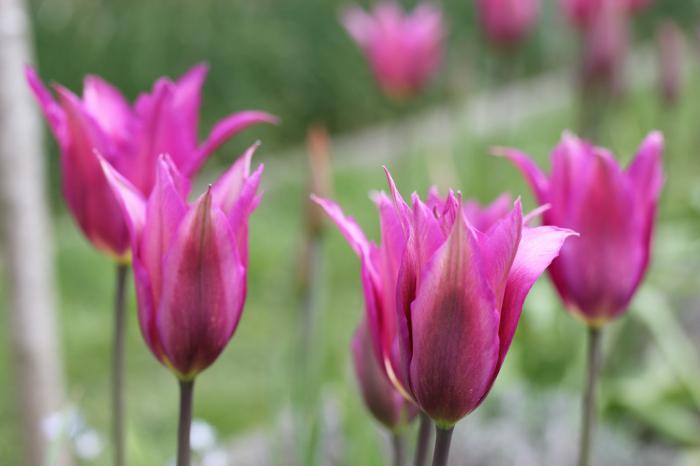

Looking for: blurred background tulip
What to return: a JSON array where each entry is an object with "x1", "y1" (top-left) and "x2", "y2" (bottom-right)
[
  {"x1": 498, "y1": 132, "x2": 664, "y2": 326},
  {"x1": 656, "y1": 20, "x2": 685, "y2": 106},
  {"x1": 477, "y1": 0, "x2": 540, "y2": 50},
  {"x1": 341, "y1": 2, "x2": 444, "y2": 100}
]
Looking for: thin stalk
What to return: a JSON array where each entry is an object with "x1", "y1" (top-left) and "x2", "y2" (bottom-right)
[
  {"x1": 177, "y1": 380, "x2": 194, "y2": 466},
  {"x1": 431, "y1": 426, "x2": 454, "y2": 466},
  {"x1": 112, "y1": 264, "x2": 129, "y2": 466},
  {"x1": 413, "y1": 413, "x2": 432, "y2": 466},
  {"x1": 392, "y1": 432, "x2": 406, "y2": 466},
  {"x1": 578, "y1": 327, "x2": 602, "y2": 466}
]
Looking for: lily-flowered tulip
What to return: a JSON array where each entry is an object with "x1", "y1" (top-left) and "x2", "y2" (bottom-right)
[
  {"x1": 561, "y1": 0, "x2": 651, "y2": 30},
  {"x1": 342, "y1": 2, "x2": 444, "y2": 100},
  {"x1": 477, "y1": 0, "x2": 540, "y2": 49},
  {"x1": 100, "y1": 146, "x2": 262, "y2": 379},
  {"x1": 26, "y1": 65, "x2": 276, "y2": 260},
  {"x1": 496, "y1": 132, "x2": 664, "y2": 327},
  {"x1": 314, "y1": 172, "x2": 575, "y2": 427},
  {"x1": 580, "y1": 0, "x2": 629, "y2": 90},
  {"x1": 656, "y1": 20, "x2": 684, "y2": 106}
]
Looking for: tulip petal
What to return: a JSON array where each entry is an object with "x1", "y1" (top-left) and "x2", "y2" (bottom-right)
[
  {"x1": 173, "y1": 64, "x2": 209, "y2": 151},
  {"x1": 492, "y1": 147, "x2": 549, "y2": 204},
  {"x1": 140, "y1": 156, "x2": 189, "y2": 301},
  {"x1": 341, "y1": 6, "x2": 375, "y2": 48},
  {"x1": 311, "y1": 196, "x2": 371, "y2": 259},
  {"x1": 478, "y1": 200, "x2": 523, "y2": 309},
  {"x1": 627, "y1": 131, "x2": 664, "y2": 203},
  {"x1": 25, "y1": 66, "x2": 67, "y2": 143},
  {"x1": 464, "y1": 193, "x2": 513, "y2": 233},
  {"x1": 408, "y1": 213, "x2": 499, "y2": 426},
  {"x1": 352, "y1": 321, "x2": 416, "y2": 430},
  {"x1": 54, "y1": 85, "x2": 130, "y2": 255},
  {"x1": 193, "y1": 111, "x2": 279, "y2": 175},
  {"x1": 156, "y1": 189, "x2": 245, "y2": 378},
  {"x1": 98, "y1": 157, "x2": 147, "y2": 241},
  {"x1": 83, "y1": 75, "x2": 133, "y2": 145},
  {"x1": 495, "y1": 226, "x2": 577, "y2": 374},
  {"x1": 213, "y1": 144, "x2": 264, "y2": 266}
]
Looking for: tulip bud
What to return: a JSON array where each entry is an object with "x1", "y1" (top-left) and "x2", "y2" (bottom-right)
[
  {"x1": 580, "y1": 0, "x2": 629, "y2": 93},
  {"x1": 496, "y1": 131, "x2": 664, "y2": 327},
  {"x1": 656, "y1": 20, "x2": 685, "y2": 106},
  {"x1": 560, "y1": 0, "x2": 652, "y2": 30},
  {"x1": 101, "y1": 146, "x2": 263, "y2": 379},
  {"x1": 314, "y1": 173, "x2": 575, "y2": 427},
  {"x1": 477, "y1": 0, "x2": 540, "y2": 50},
  {"x1": 341, "y1": 2, "x2": 444, "y2": 100},
  {"x1": 26, "y1": 65, "x2": 276, "y2": 260},
  {"x1": 352, "y1": 321, "x2": 417, "y2": 430}
]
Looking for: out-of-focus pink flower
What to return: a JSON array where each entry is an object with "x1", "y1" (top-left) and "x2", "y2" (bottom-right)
[
  {"x1": 561, "y1": 0, "x2": 652, "y2": 30},
  {"x1": 656, "y1": 20, "x2": 685, "y2": 106},
  {"x1": 580, "y1": 0, "x2": 629, "y2": 90},
  {"x1": 101, "y1": 146, "x2": 263, "y2": 379},
  {"x1": 496, "y1": 132, "x2": 664, "y2": 327},
  {"x1": 477, "y1": 0, "x2": 540, "y2": 49},
  {"x1": 342, "y1": 2, "x2": 444, "y2": 100},
  {"x1": 26, "y1": 65, "x2": 277, "y2": 260},
  {"x1": 314, "y1": 174, "x2": 575, "y2": 427},
  {"x1": 351, "y1": 321, "x2": 416, "y2": 430}
]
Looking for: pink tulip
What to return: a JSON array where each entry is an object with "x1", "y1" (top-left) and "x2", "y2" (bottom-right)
[
  {"x1": 580, "y1": 0, "x2": 629, "y2": 90},
  {"x1": 352, "y1": 320, "x2": 417, "y2": 430},
  {"x1": 656, "y1": 20, "x2": 685, "y2": 106},
  {"x1": 26, "y1": 65, "x2": 277, "y2": 260},
  {"x1": 314, "y1": 173, "x2": 575, "y2": 427},
  {"x1": 100, "y1": 146, "x2": 262, "y2": 379},
  {"x1": 495, "y1": 132, "x2": 664, "y2": 327},
  {"x1": 342, "y1": 2, "x2": 444, "y2": 100},
  {"x1": 561, "y1": 0, "x2": 651, "y2": 30},
  {"x1": 477, "y1": 0, "x2": 540, "y2": 49}
]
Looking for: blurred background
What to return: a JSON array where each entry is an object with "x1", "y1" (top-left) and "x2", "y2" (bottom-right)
[{"x1": 2, "y1": 0, "x2": 700, "y2": 465}]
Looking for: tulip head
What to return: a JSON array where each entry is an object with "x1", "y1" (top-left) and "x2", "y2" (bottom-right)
[
  {"x1": 314, "y1": 172, "x2": 575, "y2": 427},
  {"x1": 580, "y1": 0, "x2": 629, "y2": 92},
  {"x1": 656, "y1": 20, "x2": 685, "y2": 106},
  {"x1": 352, "y1": 321, "x2": 417, "y2": 431},
  {"x1": 477, "y1": 0, "x2": 539, "y2": 50},
  {"x1": 26, "y1": 65, "x2": 276, "y2": 260},
  {"x1": 341, "y1": 2, "x2": 444, "y2": 100},
  {"x1": 496, "y1": 132, "x2": 664, "y2": 327},
  {"x1": 102, "y1": 146, "x2": 263, "y2": 379}
]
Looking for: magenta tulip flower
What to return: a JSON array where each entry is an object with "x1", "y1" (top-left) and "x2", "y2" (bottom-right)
[
  {"x1": 495, "y1": 132, "x2": 664, "y2": 327},
  {"x1": 477, "y1": 0, "x2": 540, "y2": 49},
  {"x1": 101, "y1": 146, "x2": 261, "y2": 379},
  {"x1": 314, "y1": 172, "x2": 575, "y2": 436},
  {"x1": 580, "y1": 0, "x2": 629, "y2": 90},
  {"x1": 26, "y1": 65, "x2": 276, "y2": 261},
  {"x1": 341, "y1": 1, "x2": 444, "y2": 100}
]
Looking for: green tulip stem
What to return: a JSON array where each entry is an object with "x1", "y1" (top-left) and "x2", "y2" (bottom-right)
[
  {"x1": 392, "y1": 431, "x2": 406, "y2": 466},
  {"x1": 431, "y1": 426, "x2": 454, "y2": 466},
  {"x1": 413, "y1": 413, "x2": 432, "y2": 466},
  {"x1": 112, "y1": 263, "x2": 129, "y2": 466},
  {"x1": 177, "y1": 379, "x2": 195, "y2": 466},
  {"x1": 578, "y1": 326, "x2": 602, "y2": 466}
]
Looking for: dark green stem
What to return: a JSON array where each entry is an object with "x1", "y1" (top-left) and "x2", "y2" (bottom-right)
[
  {"x1": 112, "y1": 264, "x2": 129, "y2": 466},
  {"x1": 413, "y1": 413, "x2": 432, "y2": 466},
  {"x1": 392, "y1": 432, "x2": 406, "y2": 466},
  {"x1": 578, "y1": 327, "x2": 603, "y2": 466},
  {"x1": 431, "y1": 426, "x2": 454, "y2": 466},
  {"x1": 177, "y1": 380, "x2": 194, "y2": 466}
]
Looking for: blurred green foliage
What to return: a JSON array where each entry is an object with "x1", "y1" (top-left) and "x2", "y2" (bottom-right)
[{"x1": 28, "y1": 0, "x2": 700, "y2": 154}]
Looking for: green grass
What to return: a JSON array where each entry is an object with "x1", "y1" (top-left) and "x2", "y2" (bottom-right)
[{"x1": 2, "y1": 73, "x2": 700, "y2": 465}]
